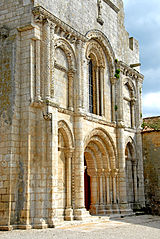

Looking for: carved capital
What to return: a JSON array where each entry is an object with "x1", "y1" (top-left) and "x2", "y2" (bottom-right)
[
  {"x1": 87, "y1": 168, "x2": 97, "y2": 177},
  {"x1": 97, "y1": 168, "x2": 104, "y2": 177},
  {"x1": 104, "y1": 169, "x2": 111, "y2": 177},
  {"x1": 110, "y1": 77, "x2": 117, "y2": 85},
  {"x1": 111, "y1": 168, "x2": 119, "y2": 177}
]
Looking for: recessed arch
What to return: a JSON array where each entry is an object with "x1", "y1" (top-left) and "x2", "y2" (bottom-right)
[
  {"x1": 55, "y1": 38, "x2": 76, "y2": 71},
  {"x1": 123, "y1": 77, "x2": 136, "y2": 98},
  {"x1": 58, "y1": 120, "x2": 74, "y2": 149},
  {"x1": 84, "y1": 127, "x2": 117, "y2": 169},
  {"x1": 85, "y1": 30, "x2": 116, "y2": 77}
]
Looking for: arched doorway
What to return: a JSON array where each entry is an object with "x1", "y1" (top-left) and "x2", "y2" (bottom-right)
[
  {"x1": 84, "y1": 158, "x2": 91, "y2": 211},
  {"x1": 125, "y1": 141, "x2": 137, "y2": 208},
  {"x1": 84, "y1": 128, "x2": 118, "y2": 215}
]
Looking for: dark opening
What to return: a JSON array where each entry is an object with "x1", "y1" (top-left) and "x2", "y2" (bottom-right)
[{"x1": 84, "y1": 158, "x2": 91, "y2": 211}]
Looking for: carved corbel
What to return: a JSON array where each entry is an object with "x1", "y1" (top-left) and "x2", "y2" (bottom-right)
[
  {"x1": 0, "y1": 26, "x2": 9, "y2": 39},
  {"x1": 97, "y1": 0, "x2": 104, "y2": 25}
]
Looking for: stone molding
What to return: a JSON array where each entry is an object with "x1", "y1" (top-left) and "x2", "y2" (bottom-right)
[
  {"x1": 118, "y1": 61, "x2": 144, "y2": 82},
  {"x1": 32, "y1": 6, "x2": 87, "y2": 42},
  {"x1": 103, "y1": 0, "x2": 120, "y2": 13},
  {"x1": 0, "y1": 26, "x2": 9, "y2": 39}
]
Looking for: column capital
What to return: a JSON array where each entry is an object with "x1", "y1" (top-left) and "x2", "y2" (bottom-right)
[
  {"x1": 111, "y1": 168, "x2": 119, "y2": 177},
  {"x1": 97, "y1": 168, "x2": 104, "y2": 177},
  {"x1": 87, "y1": 168, "x2": 97, "y2": 177},
  {"x1": 110, "y1": 77, "x2": 117, "y2": 85},
  {"x1": 104, "y1": 169, "x2": 111, "y2": 177}
]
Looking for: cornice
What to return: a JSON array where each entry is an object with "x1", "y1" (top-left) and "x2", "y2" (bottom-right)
[
  {"x1": 118, "y1": 61, "x2": 144, "y2": 82},
  {"x1": 32, "y1": 6, "x2": 87, "y2": 42},
  {"x1": 103, "y1": 0, "x2": 120, "y2": 13}
]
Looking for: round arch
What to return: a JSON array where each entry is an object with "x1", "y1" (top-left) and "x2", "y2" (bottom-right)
[
  {"x1": 84, "y1": 127, "x2": 117, "y2": 169},
  {"x1": 85, "y1": 29, "x2": 116, "y2": 77},
  {"x1": 123, "y1": 77, "x2": 136, "y2": 98},
  {"x1": 55, "y1": 37, "x2": 76, "y2": 71},
  {"x1": 58, "y1": 120, "x2": 74, "y2": 149}
]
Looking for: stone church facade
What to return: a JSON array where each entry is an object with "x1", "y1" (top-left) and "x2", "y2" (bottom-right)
[{"x1": 0, "y1": 0, "x2": 145, "y2": 230}]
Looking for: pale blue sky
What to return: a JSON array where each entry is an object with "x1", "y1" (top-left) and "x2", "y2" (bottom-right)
[{"x1": 123, "y1": 0, "x2": 160, "y2": 117}]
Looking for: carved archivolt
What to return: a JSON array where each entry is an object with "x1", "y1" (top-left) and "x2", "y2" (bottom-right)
[
  {"x1": 123, "y1": 77, "x2": 136, "y2": 98},
  {"x1": 85, "y1": 30, "x2": 115, "y2": 77},
  {"x1": 84, "y1": 128, "x2": 117, "y2": 169},
  {"x1": 58, "y1": 120, "x2": 74, "y2": 148},
  {"x1": 55, "y1": 38, "x2": 76, "y2": 71},
  {"x1": 86, "y1": 40, "x2": 105, "y2": 67}
]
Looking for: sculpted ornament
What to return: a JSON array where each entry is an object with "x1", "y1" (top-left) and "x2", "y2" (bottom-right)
[{"x1": 97, "y1": 0, "x2": 104, "y2": 25}]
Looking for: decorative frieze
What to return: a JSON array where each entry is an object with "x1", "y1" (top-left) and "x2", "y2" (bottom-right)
[{"x1": 32, "y1": 6, "x2": 87, "y2": 43}]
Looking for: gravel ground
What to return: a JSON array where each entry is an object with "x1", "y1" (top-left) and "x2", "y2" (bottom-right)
[{"x1": 0, "y1": 215, "x2": 160, "y2": 239}]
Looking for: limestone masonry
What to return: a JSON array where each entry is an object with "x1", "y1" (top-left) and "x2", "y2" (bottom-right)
[
  {"x1": 0, "y1": 0, "x2": 145, "y2": 230},
  {"x1": 142, "y1": 117, "x2": 160, "y2": 215}
]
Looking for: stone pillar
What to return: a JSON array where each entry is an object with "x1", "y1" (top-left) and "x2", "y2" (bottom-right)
[
  {"x1": 47, "y1": 107, "x2": 59, "y2": 227},
  {"x1": 68, "y1": 69, "x2": 75, "y2": 111},
  {"x1": 43, "y1": 19, "x2": 51, "y2": 100},
  {"x1": 75, "y1": 40, "x2": 82, "y2": 111},
  {"x1": 111, "y1": 169, "x2": 119, "y2": 213},
  {"x1": 100, "y1": 67, "x2": 104, "y2": 116},
  {"x1": 74, "y1": 116, "x2": 89, "y2": 219},
  {"x1": 133, "y1": 161, "x2": 138, "y2": 202},
  {"x1": 110, "y1": 77, "x2": 116, "y2": 122},
  {"x1": 35, "y1": 39, "x2": 41, "y2": 101},
  {"x1": 98, "y1": 170, "x2": 105, "y2": 214},
  {"x1": 117, "y1": 124, "x2": 131, "y2": 214},
  {"x1": 88, "y1": 169, "x2": 98, "y2": 215},
  {"x1": 50, "y1": 23, "x2": 56, "y2": 98},
  {"x1": 131, "y1": 98, "x2": 136, "y2": 128},
  {"x1": 104, "y1": 169, "x2": 112, "y2": 213},
  {"x1": 96, "y1": 67, "x2": 100, "y2": 115},
  {"x1": 65, "y1": 150, "x2": 73, "y2": 220}
]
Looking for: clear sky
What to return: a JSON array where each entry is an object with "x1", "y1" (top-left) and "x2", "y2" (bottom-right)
[{"x1": 123, "y1": 0, "x2": 160, "y2": 118}]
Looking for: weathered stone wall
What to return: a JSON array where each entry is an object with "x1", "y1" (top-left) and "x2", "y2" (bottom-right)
[
  {"x1": 33, "y1": 0, "x2": 139, "y2": 67},
  {"x1": 0, "y1": 0, "x2": 34, "y2": 229},
  {"x1": 142, "y1": 117, "x2": 160, "y2": 215}
]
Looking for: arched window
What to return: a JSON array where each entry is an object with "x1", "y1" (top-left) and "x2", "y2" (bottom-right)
[{"x1": 88, "y1": 54, "x2": 103, "y2": 116}]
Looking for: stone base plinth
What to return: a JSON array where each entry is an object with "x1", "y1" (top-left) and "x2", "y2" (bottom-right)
[
  {"x1": 74, "y1": 208, "x2": 90, "y2": 220},
  {"x1": 33, "y1": 218, "x2": 48, "y2": 229},
  {"x1": 119, "y1": 203, "x2": 133, "y2": 215},
  {"x1": 17, "y1": 224, "x2": 32, "y2": 230},
  {"x1": 89, "y1": 204, "x2": 99, "y2": 215},
  {"x1": 0, "y1": 225, "x2": 13, "y2": 231},
  {"x1": 65, "y1": 208, "x2": 73, "y2": 221}
]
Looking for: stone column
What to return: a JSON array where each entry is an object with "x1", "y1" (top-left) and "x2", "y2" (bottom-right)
[
  {"x1": 68, "y1": 69, "x2": 75, "y2": 111},
  {"x1": 47, "y1": 107, "x2": 58, "y2": 227},
  {"x1": 98, "y1": 169, "x2": 105, "y2": 214},
  {"x1": 100, "y1": 67, "x2": 104, "y2": 116},
  {"x1": 74, "y1": 116, "x2": 88, "y2": 220},
  {"x1": 43, "y1": 19, "x2": 51, "y2": 100},
  {"x1": 50, "y1": 23, "x2": 56, "y2": 98},
  {"x1": 131, "y1": 98, "x2": 136, "y2": 128},
  {"x1": 116, "y1": 124, "x2": 131, "y2": 214},
  {"x1": 111, "y1": 169, "x2": 119, "y2": 213},
  {"x1": 104, "y1": 169, "x2": 112, "y2": 213},
  {"x1": 65, "y1": 150, "x2": 73, "y2": 220},
  {"x1": 75, "y1": 40, "x2": 82, "y2": 111},
  {"x1": 110, "y1": 77, "x2": 116, "y2": 122},
  {"x1": 88, "y1": 169, "x2": 98, "y2": 215},
  {"x1": 35, "y1": 39, "x2": 41, "y2": 101},
  {"x1": 132, "y1": 161, "x2": 138, "y2": 202},
  {"x1": 96, "y1": 67, "x2": 100, "y2": 115}
]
